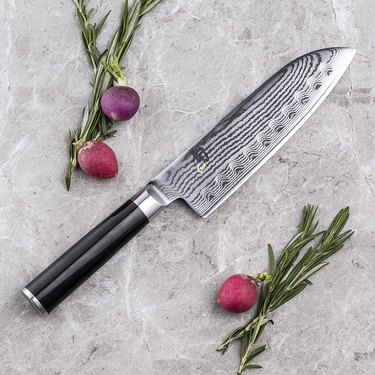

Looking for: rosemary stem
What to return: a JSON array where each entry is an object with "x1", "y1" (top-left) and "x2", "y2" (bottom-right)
[
  {"x1": 238, "y1": 315, "x2": 265, "y2": 374},
  {"x1": 217, "y1": 330, "x2": 245, "y2": 352}
]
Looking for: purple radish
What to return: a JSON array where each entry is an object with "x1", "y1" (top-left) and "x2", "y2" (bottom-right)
[{"x1": 100, "y1": 86, "x2": 140, "y2": 121}]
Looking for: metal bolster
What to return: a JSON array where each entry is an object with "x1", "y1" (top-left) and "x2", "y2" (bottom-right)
[{"x1": 131, "y1": 185, "x2": 169, "y2": 219}]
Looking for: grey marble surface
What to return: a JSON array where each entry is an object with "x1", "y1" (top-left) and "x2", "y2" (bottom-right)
[{"x1": 1, "y1": 0, "x2": 374, "y2": 374}]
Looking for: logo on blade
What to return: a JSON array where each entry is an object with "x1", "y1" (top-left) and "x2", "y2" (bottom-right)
[
  {"x1": 192, "y1": 146, "x2": 209, "y2": 174},
  {"x1": 196, "y1": 162, "x2": 207, "y2": 173}
]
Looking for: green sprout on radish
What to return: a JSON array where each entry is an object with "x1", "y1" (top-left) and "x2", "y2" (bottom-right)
[{"x1": 100, "y1": 56, "x2": 127, "y2": 86}]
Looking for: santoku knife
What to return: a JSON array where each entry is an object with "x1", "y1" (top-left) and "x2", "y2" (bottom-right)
[{"x1": 22, "y1": 47, "x2": 356, "y2": 314}]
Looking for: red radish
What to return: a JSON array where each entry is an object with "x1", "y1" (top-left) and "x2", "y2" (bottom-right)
[
  {"x1": 218, "y1": 274, "x2": 259, "y2": 313},
  {"x1": 101, "y1": 86, "x2": 140, "y2": 121},
  {"x1": 78, "y1": 140, "x2": 118, "y2": 179}
]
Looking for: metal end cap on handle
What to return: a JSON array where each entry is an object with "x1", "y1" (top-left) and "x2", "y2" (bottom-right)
[{"x1": 21, "y1": 288, "x2": 47, "y2": 315}]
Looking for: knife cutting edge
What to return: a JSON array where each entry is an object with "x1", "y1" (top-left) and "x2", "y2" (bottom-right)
[{"x1": 22, "y1": 47, "x2": 356, "y2": 314}]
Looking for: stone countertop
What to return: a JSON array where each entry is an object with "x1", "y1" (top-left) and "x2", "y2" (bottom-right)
[{"x1": 1, "y1": 1, "x2": 374, "y2": 374}]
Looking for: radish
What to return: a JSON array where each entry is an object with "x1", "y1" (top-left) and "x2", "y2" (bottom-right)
[
  {"x1": 218, "y1": 274, "x2": 259, "y2": 313},
  {"x1": 78, "y1": 140, "x2": 118, "y2": 179},
  {"x1": 101, "y1": 86, "x2": 140, "y2": 121},
  {"x1": 100, "y1": 56, "x2": 140, "y2": 121}
]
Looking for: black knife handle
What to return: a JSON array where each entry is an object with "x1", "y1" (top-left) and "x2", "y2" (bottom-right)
[{"x1": 22, "y1": 187, "x2": 166, "y2": 314}]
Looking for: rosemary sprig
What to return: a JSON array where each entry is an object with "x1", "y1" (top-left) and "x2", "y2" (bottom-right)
[
  {"x1": 217, "y1": 205, "x2": 354, "y2": 374},
  {"x1": 73, "y1": 0, "x2": 110, "y2": 73},
  {"x1": 66, "y1": 0, "x2": 163, "y2": 190}
]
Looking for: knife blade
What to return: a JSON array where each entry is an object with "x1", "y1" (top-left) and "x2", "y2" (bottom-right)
[
  {"x1": 22, "y1": 47, "x2": 355, "y2": 314},
  {"x1": 152, "y1": 47, "x2": 356, "y2": 217}
]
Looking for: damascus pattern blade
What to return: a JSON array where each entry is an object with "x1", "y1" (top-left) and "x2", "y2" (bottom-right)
[{"x1": 151, "y1": 48, "x2": 356, "y2": 217}]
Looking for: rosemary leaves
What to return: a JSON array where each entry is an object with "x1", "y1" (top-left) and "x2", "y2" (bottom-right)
[{"x1": 217, "y1": 205, "x2": 354, "y2": 374}]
